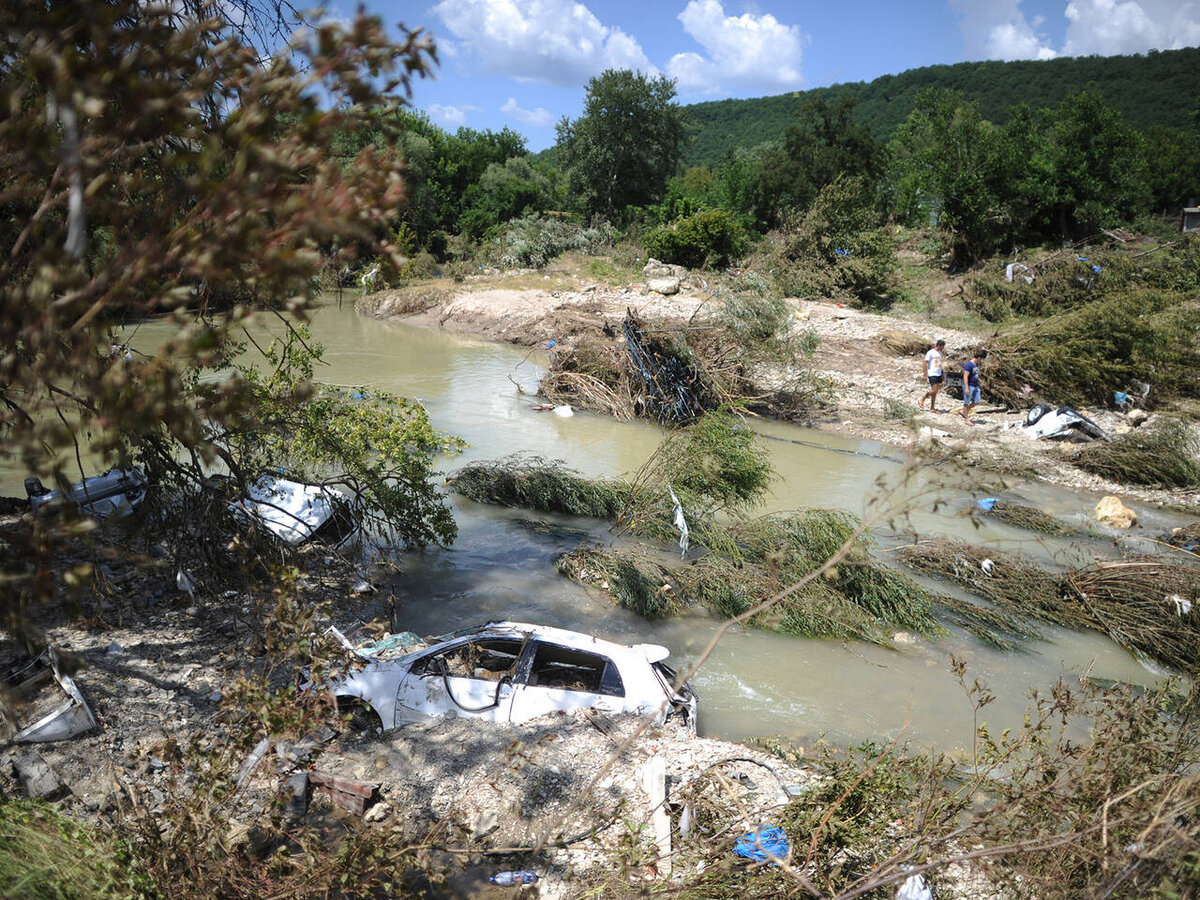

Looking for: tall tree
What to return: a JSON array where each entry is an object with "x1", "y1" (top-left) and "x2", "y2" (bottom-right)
[
  {"x1": 888, "y1": 88, "x2": 1004, "y2": 266},
  {"x1": 555, "y1": 69, "x2": 687, "y2": 219},
  {"x1": 756, "y1": 95, "x2": 878, "y2": 224}
]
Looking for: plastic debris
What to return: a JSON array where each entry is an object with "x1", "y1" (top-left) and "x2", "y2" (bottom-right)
[
  {"x1": 733, "y1": 825, "x2": 789, "y2": 864},
  {"x1": 1167, "y1": 594, "x2": 1193, "y2": 616},
  {"x1": 896, "y1": 871, "x2": 933, "y2": 900},
  {"x1": 668, "y1": 485, "x2": 690, "y2": 557},
  {"x1": 546, "y1": 340, "x2": 556, "y2": 349},
  {"x1": 489, "y1": 871, "x2": 538, "y2": 886},
  {"x1": 981, "y1": 558, "x2": 995, "y2": 576},
  {"x1": 834, "y1": 247, "x2": 849, "y2": 256},
  {"x1": 976, "y1": 497, "x2": 998, "y2": 511}
]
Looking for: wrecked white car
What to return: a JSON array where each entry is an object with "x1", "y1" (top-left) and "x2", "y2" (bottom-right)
[
  {"x1": 24, "y1": 468, "x2": 147, "y2": 518},
  {"x1": 229, "y1": 474, "x2": 355, "y2": 545},
  {"x1": 327, "y1": 622, "x2": 698, "y2": 734}
]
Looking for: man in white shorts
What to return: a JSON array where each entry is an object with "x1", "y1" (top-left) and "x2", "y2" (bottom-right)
[{"x1": 919, "y1": 339, "x2": 946, "y2": 412}]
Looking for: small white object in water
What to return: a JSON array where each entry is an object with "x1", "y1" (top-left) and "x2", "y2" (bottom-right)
[
  {"x1": 981, "y1": 558, "x2": 995, "y2": 576},
  {"x1": 552, "y1": 404, "x2": 574, "y2": 417}
]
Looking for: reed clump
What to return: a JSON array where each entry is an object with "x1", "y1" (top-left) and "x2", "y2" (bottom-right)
[
  {"x1": 1073, "y1": 418, "x2": 1200, "y2": 488},
  {"x1": 978, "y1": 500, "x2": 1075, "y2": 535},
  {"x1": 555, "y1": 546, "x2": 680, "y2": 618},
  {"x1": 899, "y1": 539, "x2": 1200, "y2": 672},
  {"x1": 448, "y1": 455, "x2": 630, "y2": 518}
]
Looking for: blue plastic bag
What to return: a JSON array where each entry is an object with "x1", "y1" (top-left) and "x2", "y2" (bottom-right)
[
  {"x1": 733, "y1": 825, "x2": 789, "y2": 863},
  {"x1": 976, "y1": 497, "x2": 998, "y2": 511}
]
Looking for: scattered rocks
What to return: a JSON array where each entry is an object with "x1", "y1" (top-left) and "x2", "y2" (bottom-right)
[{"x1": 12, "y1": 751, "x2": 66, "y2": 800}]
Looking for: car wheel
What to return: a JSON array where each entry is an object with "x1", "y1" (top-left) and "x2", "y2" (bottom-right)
[{"x1": 336, "y1": 697, "x2": 383, "y2": 735}]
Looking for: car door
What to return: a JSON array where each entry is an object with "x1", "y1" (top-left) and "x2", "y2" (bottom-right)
[
  {"x1": 507, "y1": 640, "x2": 626, "y2": 723},
  {"x1": 393, "y1": 636, "x2": 524, "y2": 725}
]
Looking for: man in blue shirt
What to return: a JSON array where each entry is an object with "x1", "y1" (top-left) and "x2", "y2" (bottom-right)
[{"x1": 960, "y1": 348, "x2": 987, "y2": 425}]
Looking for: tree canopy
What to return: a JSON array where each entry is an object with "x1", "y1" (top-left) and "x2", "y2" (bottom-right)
[{"x1": 555, "y1": 69, "x2": 688, "y2": 219}]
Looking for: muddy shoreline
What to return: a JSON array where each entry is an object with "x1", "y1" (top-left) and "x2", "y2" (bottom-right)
[{"x1": 360, "y1": 270, "x2": 1199, "y2": 513}]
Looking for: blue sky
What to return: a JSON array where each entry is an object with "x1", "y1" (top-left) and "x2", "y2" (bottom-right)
[{"x1": 335, "y1": 1, "x2": 1200, "y2": 151}]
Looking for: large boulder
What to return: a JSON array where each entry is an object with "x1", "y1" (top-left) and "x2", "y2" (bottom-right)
[
  {"x1": 646, "y1": 277, "x2": 681, "y2": 295},
  {"x1": 642, "y1": 258, "x2": 686, "y2": 282},
  {"x1": 1095, "y1": 496, "x2": 1137, "y2": 528}
]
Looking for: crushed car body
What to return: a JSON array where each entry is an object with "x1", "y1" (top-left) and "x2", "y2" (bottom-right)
[
  {"x1": 326, "y1": 621, "x2": 698, "y2": 734},
  {"x1": 230, "y1": 474, "x2": 353, "y2": 545},
  {"x1": 24, "y1": 468, "x2": 147, "y2": 518},
  {"x1": 2, "y1": 647, "x2": 98, "y2": 743}
]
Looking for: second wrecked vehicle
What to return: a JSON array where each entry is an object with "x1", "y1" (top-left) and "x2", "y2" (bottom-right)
[{"x1": 326, "y1": 621, "x2": 698, "y2": 734}]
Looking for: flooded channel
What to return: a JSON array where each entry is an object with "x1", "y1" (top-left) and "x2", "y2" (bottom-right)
[{"x1": 4, "y1": 300, "x2": 1185, "y2": 753}]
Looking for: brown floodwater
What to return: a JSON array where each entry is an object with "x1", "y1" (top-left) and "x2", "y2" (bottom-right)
[{"x1": 3, "y1": 299, "x2": 1187, "y2": 752}]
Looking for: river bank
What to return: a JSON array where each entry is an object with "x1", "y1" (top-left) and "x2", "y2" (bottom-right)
[{"x1": 359, "y1": 263, "x2": 1200, "y2": 513}]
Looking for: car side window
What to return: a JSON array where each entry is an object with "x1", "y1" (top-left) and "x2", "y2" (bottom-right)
[
  {"x1": 526, "y1": 643, "x2": 624, "y2": 697},
  {"x1": 411, "y1": 638, "x2": 523, "y2": 680}
]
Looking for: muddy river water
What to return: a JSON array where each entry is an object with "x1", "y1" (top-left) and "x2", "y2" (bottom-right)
[{"x1": 6, "y1": 300, "x2": 1188, "y2": 753}]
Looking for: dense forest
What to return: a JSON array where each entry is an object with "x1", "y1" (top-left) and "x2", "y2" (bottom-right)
[{"x1": 680, "y1": 47, "x2": 1200, "y2": 167}]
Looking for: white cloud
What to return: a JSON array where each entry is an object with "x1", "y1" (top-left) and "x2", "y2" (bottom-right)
[
  {"x1": 950, "y1": 0, "x2": 1057, "y2": 60},
  {"x1": 667, "y1": 0, "x2": 806, "y2": 96},
  {"x1": 952, "y1": 0, "x2": 1199, "y2": 61},
  {"x1": 426, "y1": 103, "x2": 473, "y2": 128},
  {"x1": 501, "y1": 97, "x2": 555, "y2": 128},
  {"x1": 987, "y1": 21, "x2": 1058, "y2": 60},
  {"x1": 430, "y1": 0, "x2": 656, "y2": 87},
  {"x1": 1063, "y1": 0, "x2": 1200, "y2": 55}
]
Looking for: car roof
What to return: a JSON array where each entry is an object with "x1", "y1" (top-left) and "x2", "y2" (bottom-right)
[{"x1": 443, "y1": 621, "x2": 672, "y2": 665}]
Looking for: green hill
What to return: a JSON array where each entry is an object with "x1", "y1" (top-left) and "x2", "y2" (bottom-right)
[{"x1": 682, "y1": 47, "x2": 1200, "y2": 168}]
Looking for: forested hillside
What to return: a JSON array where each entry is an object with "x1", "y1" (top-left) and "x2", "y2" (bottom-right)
[{"x1": 683, "y1": 47, "x2": 1200, "y2": 167}]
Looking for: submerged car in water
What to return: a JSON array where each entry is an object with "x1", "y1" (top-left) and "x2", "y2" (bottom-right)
[{"x1": 327, "y1": 621, "x2": 698, "y2": 734}]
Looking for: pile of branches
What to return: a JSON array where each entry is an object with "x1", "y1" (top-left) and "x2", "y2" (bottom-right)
[
  {"x1": 984, "y1": 289, "x2": 1200, "y2": 409},
  {"x1": 539, "y1": 310, "x2": 724, "y2": 424},
  {"x1": 978, "y1": 500, "x2": 1075, "y2": 535},
  {"x1": 899, "y1": 539, "x2": 1200, "y2": 671},
  {"x1": 447, "y1": 455, "x2": 630, "y2": 519},
  {"x1": 555, "y1": 547, "x2": 680, "y2": 618},
  {"x1": 557, "y1": 511, "x2": 941, "y2": 643},
  {"x1": 1074, "y1": 418, "x2": 1200, "y2": 489}
]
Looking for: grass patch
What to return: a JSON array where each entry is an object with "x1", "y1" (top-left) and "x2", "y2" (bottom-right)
[{"x1": 0, "y1": 799, "x2": 147, "y2": 900}]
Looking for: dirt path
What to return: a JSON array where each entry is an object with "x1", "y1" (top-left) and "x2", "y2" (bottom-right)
[{"x1": 362, "y1": 271, "x2": 1199, "y2": 514}]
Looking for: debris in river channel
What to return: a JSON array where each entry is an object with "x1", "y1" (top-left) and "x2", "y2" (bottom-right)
[{"x1": 899, "y1": 539, "x2": 1200, "y2": 673}]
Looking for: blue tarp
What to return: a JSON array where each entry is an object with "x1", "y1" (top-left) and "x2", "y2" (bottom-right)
[{"x1": 733, "y1": 825, "x2": 789, "y2": 863}]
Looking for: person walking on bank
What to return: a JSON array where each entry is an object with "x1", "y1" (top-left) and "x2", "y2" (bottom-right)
[
  {"x1": 960, "y1": 348, "x2": 987, "y2": 425},
  {"x1": 919, "y1": 339, "x2": 946, "y2": 412}
]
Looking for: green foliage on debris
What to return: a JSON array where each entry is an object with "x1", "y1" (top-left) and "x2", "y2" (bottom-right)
[
  {"x1": 766, "y1": 176, "x2": 898, "y2": 307},
  {"x1": 978, "y1": 500, "x2": 1075, "y2": 535},
  {"x1": 557, "y1": 510, "x2": 940, "y2": 642},
  {"x1": 556, "y1": 547, "x2": 680, "y2": 618},
  {"x1": 986, "y1": 290, "x2": 1200, "y2": 408},
  {"x1": 1074, "y1": 418, "x2": 1200, "y2": 489},
  {"x1": 449, "y1": 455, "x2": 630, "y2": 519}
]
